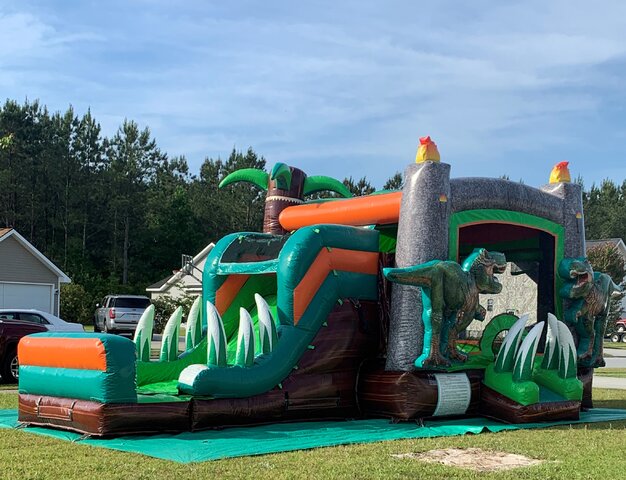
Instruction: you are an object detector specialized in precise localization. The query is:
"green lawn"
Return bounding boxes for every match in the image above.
[604,341,626,350]
[1,389,625,479]
[596,368,626,378]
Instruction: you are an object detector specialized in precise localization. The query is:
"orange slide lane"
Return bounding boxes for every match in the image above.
[279,192,402,230]
[18,337,108,371]
[293,248,379,324]
[215,274,250,314]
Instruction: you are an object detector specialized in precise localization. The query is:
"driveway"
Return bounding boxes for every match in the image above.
[604,348,626,369]
[151,334,186,355]
[593,376,626,390]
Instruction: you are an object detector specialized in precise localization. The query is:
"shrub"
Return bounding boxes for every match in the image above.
[151,294,196,334]
[60,283,92,324]
[587,242,626,333]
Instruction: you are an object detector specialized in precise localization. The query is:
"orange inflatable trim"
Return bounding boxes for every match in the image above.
[279,192,402,230]
[215,274,250,314]
[18,337,107,371]
[293,248,379,324]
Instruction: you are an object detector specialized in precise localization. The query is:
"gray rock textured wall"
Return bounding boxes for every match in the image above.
[385,162,451,371]
[450,178,563,220]
[540,182,585,257]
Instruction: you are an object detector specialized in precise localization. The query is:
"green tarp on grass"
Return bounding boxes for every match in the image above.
[2,409,626,464]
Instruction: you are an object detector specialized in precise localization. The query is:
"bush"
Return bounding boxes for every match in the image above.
[151,294,196,334]
[60,283,92,324]
[587,243,626,333]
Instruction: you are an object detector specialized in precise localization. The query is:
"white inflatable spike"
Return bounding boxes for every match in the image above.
[185,297,202,350]
[513,321,545,382]
[133,304,155,362]
[255,293,278,354]
[542,313,560,370]
[235,307,255,367]
[206,300,227,367]
[160,306,183,361]
[557,321,577,378]
[494,313,529,373]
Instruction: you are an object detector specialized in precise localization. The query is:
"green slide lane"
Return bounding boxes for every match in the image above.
[136,291,278,389]
[140,224,379,399]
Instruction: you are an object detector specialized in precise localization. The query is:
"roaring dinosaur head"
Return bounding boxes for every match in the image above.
[462,248,507,294]
[558,257,594,298]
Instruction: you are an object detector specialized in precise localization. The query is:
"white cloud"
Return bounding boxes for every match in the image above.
[2,1,626,186]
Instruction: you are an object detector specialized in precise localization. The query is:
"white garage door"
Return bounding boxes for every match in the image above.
[0,282,54,313]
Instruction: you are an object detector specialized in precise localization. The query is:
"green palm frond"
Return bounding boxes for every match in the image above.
[270,163,292,190]
[303,175,353,198]
[219,168,269,190]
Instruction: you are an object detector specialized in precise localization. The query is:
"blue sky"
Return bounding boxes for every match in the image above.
[2,0,626,188]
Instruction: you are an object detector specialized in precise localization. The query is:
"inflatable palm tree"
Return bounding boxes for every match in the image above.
[219,163,353,234]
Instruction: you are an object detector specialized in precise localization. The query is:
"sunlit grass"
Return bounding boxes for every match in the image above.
[0,389,625,479]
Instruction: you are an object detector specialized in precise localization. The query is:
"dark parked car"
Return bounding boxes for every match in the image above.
[0,319,46,383]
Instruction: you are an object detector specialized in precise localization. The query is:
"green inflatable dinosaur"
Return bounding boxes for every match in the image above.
[558,257,623,368]
[384,248,507,368]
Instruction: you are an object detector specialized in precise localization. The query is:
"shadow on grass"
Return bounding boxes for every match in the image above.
[591,399,626,409]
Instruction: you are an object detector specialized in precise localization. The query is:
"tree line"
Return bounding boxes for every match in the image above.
[0,99,403,323]
[1,99,625,324]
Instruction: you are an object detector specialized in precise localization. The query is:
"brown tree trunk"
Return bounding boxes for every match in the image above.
[263,167,306,235]
[123,214,130,285]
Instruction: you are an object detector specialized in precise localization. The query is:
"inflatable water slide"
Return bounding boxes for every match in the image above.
[17,225,384,434]
[15,139,612,435]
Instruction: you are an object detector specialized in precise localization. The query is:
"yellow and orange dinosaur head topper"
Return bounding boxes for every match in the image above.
[415,136,440,163]
[549,161,571,184]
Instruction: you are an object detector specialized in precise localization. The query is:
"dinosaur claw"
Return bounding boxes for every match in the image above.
[422,353,451,368]
[448,348,468,363]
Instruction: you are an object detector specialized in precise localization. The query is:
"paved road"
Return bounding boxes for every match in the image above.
[604,348,626,368]
[592,376,626,390]
[150,335,186,354]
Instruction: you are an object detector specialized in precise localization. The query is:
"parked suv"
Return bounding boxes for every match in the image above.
[94,295,151,334]
[0,319,47,383]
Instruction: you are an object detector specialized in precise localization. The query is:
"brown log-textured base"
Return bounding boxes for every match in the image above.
[357,361,483,421]
[18,300,381,436]
[479,386,580,424]
[18,394,191,436]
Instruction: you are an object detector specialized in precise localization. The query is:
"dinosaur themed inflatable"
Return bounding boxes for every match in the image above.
[15,138,622,435]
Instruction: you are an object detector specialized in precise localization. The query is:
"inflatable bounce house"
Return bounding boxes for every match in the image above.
[15,137,622,436]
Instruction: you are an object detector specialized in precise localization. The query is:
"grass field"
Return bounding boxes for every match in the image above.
[596,368,626,378]
[1,389,625,479]
[605,341,626,350]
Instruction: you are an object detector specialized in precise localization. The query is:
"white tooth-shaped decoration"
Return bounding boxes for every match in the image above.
[255,294,278,354]
[235,308,255,367]
[185,297,202,350]
[494,314,529,373]
[133,304,155,362]
[542,313,560,370]
[557,321,577,379]
[206,301,227,367]
[160,306,183,361]
[512,321,544,381]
